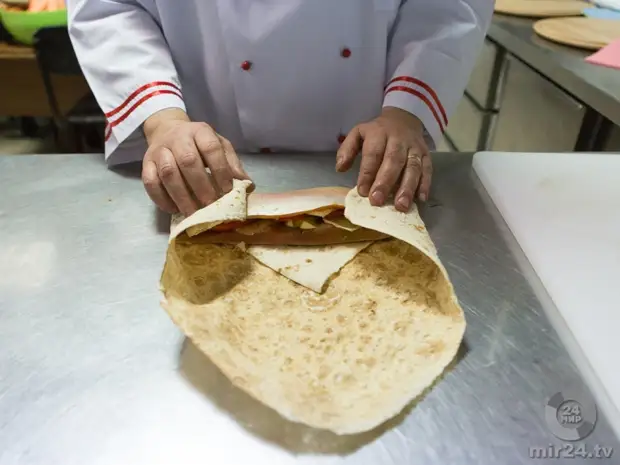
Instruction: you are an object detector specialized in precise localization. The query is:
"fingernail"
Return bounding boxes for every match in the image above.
[397,196,411,211]
[419,193,427,202]
[370,190,385,205]
[335,155,344,171]
[358,184,369,196]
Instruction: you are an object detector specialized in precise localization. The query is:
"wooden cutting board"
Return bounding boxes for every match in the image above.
[495,0,589,17]
[534,17,620,50]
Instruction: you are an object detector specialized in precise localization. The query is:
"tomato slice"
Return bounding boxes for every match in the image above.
[211,220,248,232]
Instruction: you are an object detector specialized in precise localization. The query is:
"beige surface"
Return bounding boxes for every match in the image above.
[494,0,588,18]
[160,187,465,434]
[0,45,90,117]
[534,17,620,50]
[0,129,53,154]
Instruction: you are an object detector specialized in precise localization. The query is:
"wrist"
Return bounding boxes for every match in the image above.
[143,108,189,142]
[381,106,424,132]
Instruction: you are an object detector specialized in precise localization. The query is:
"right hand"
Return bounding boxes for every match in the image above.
[141,108,252,216]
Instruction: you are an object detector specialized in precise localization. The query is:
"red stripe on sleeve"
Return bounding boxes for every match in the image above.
[386,76,448,126]
[384,86,445,133]
[105,90,183,140]
[105,81,182,119]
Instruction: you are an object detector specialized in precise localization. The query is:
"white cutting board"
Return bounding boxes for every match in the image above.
[473,151,620,437]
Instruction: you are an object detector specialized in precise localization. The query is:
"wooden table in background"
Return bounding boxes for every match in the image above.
[0,43,90,117]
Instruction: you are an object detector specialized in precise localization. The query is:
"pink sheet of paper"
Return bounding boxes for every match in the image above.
[585,39,620,69]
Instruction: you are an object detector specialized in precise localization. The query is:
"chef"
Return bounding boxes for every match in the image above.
[67,0,492,215]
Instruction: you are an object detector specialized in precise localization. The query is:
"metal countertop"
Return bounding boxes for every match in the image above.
[489,15,620,128]
[0,152,618,465]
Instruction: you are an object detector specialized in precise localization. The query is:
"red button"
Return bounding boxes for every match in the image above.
[241,60,252,71]
[338,134,346,144]
[260,147,272,154]
[341,48,351,58]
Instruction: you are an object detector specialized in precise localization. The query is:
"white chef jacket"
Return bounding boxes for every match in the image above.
[67,0,493,165]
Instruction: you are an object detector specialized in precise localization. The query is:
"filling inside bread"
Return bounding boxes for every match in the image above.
[210,208,355,233]
[186,207,387,245]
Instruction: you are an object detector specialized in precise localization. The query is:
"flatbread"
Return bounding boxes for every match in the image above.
[247,187,349,218]
[170,179,252,240]
[244,242,373,292]
[344,188,440,270]
[160,187,464,434]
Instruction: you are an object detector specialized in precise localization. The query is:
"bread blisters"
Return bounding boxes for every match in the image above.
[160,181,465,434]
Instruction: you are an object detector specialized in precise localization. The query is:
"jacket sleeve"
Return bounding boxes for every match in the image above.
[67,0,186,164]
[383,0,493,149]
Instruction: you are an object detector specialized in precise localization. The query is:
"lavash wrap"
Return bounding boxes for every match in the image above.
[161,180,465,435]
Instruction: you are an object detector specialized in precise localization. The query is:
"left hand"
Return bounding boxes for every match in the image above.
[336,106,432,212]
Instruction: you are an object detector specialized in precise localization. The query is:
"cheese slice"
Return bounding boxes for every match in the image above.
[245,242,373,293]
[236,220,273,235]
[323,217,360,232]
[284,216,320,229]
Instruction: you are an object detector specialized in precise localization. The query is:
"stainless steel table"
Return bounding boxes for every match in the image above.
[0,153,618,465]
[489,15,620,129]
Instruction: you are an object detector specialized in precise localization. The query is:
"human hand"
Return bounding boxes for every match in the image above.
[336,106,432,212]
[141,108,252,216]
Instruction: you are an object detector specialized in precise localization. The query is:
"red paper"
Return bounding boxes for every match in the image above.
[585,39,620,69]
